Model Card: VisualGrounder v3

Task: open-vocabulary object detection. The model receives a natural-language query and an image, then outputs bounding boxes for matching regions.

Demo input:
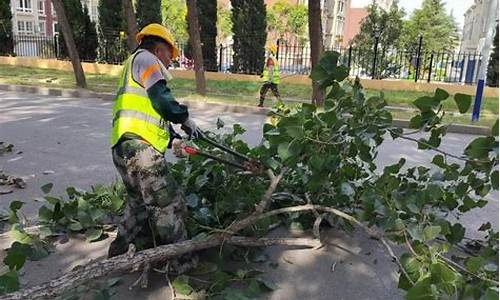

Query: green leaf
[454,93,472,113]
[413,96,439,112]
[409,115,424,129]
[407,225,424,241]
[0,270,20,294]
[40,183,53,194]
[319,51,340,75]
[445,223,465,244]
[211,271,232,293]
[384,158,406,174]
[38,206,53,222]
[172,275,193,295]
[434,88,450,101]
[406,278,437,300]
[233,123,246,135]
[431,155,446,168]
[464,136,497,159]
[430,261,460,294]
[44,196,61,206]
[9,201,23,211]
[491,171,498,190]
[29,242,50,261]
[310,64,329,82]
[492,119,499,136]
[484,287,499,300]
[4,242,32,270]
[68,222,83,232]
[9,225,32,244]
[422,225,441,241]
[256,277,279,291]
[277,142,290,161]
[465,257,485,273]
[8,201,23,224]
[85,228,103,242]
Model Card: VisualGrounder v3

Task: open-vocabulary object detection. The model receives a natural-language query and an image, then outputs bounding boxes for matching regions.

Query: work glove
[181,118,200,139]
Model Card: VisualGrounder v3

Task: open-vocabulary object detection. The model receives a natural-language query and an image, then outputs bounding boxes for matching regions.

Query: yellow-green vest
[111,50,170,153]
[262,55,280,84]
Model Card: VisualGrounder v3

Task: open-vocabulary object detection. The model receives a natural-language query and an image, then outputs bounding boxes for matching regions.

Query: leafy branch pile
[0,51,498,300]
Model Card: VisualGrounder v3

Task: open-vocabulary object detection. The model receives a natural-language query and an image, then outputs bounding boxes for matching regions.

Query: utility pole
[472,0,499,122]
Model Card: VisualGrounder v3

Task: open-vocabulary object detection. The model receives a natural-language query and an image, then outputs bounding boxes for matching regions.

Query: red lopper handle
[183,146,199,156]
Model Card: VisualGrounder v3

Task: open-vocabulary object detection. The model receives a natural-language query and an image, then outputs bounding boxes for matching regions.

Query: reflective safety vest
[262,55,280,84]
[111,50,170,153]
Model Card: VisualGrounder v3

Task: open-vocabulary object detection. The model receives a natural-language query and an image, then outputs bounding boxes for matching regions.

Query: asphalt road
[0,91,498,300]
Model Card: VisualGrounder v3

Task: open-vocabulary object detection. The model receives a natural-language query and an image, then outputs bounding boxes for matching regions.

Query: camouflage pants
[109,139,197,272]
[259,82,281,105]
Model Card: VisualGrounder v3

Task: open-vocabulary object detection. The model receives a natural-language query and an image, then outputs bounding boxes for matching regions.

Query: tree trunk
[122,0,138,52]
[308,0,325,106]
[51,0,86,88]
[186,0,206,95]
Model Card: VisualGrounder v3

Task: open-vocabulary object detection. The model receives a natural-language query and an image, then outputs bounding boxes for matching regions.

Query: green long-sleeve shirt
[147,80,189,124]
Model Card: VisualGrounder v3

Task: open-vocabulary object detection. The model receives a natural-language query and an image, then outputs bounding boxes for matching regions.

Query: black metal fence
[8,34,485,85]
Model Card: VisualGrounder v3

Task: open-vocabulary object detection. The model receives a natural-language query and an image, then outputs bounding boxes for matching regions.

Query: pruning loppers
[170,125,264,175]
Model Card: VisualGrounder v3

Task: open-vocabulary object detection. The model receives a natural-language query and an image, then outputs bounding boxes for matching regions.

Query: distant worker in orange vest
[258,44,282,107]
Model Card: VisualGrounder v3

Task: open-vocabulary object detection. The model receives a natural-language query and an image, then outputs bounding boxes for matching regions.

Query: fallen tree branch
[1,168,291,300]
[0,235,318,300]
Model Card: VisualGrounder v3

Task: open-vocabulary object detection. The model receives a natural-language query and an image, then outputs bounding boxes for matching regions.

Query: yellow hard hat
[267,44,277,55]
[136,23,179,59]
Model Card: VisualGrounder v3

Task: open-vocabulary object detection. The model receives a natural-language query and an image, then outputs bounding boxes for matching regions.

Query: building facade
[10,0,97,37]
[10,0,57,36]
[322,0,351,49]
[460,0,497,53]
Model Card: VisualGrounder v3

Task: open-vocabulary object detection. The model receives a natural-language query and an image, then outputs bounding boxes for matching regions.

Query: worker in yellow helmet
[109,23,198,273]
[258,44,282,107]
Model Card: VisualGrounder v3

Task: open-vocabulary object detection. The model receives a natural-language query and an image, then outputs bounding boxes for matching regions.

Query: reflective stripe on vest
[110,50,170,153]
[262,56,280,84]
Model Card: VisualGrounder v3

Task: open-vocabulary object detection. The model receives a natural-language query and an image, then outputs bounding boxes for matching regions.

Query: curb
[0,84,490,135]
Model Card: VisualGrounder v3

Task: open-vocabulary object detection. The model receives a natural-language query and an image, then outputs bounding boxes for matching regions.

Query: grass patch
[0,64,497,126]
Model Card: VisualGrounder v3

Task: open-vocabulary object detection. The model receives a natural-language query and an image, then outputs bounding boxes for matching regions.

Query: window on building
[17,20,34,34]
[38,0,44,14]
[53,22,60,35]
[17,0,32,12]
[26,21,34,34]
[38,21,46,35]
[17,21,25,33]
[338,1,345,14]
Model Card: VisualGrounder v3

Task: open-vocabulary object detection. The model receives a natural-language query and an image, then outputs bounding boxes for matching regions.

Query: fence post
[348,46,352,70]
[219,44,223,71]
[427,53,434,83]
[415,35,423,82]
[371,34,380,79]
[276,39,280,60]
[54,34,59,58]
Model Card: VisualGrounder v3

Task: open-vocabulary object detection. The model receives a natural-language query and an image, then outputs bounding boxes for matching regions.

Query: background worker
[109,23,198,273]
[258,44,282,107]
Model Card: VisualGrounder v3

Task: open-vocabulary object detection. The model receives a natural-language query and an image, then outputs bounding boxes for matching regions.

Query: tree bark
[51,0,87,88]
[186,0,207,95]
[308,0,325,106]
[122,0,138,52]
